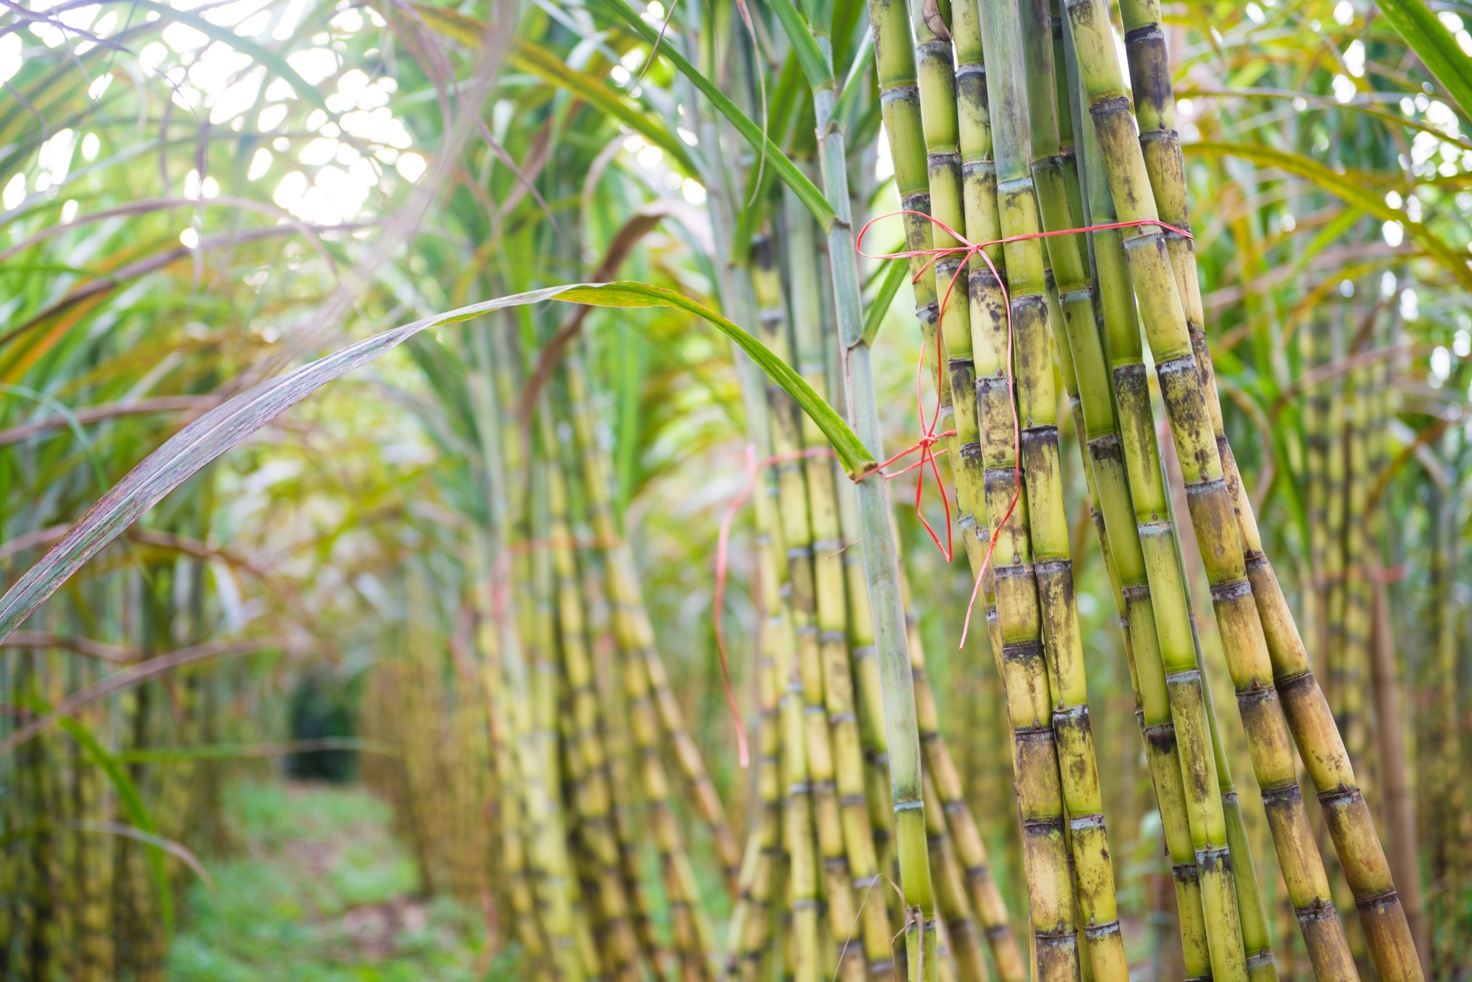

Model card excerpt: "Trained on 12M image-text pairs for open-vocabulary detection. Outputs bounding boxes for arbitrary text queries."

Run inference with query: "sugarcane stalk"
[479,329,581,982]
[966,0,1130,975]
[1107,0,1423,973]
[786,186,904,982]
[1031,3,1266,976]
[726,515,784,980]
[753,224,867,982]
[920,771,990,982]
[1060,35,1279,975]
[807,6,936,977]
[543,408,644,982]
[930,2,1083,976]
[1059,1,1367,973]
[565,355,715,981]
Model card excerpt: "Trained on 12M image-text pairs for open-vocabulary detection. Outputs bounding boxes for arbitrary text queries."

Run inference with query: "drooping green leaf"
[510,41,699,174]
[0,282,872,643]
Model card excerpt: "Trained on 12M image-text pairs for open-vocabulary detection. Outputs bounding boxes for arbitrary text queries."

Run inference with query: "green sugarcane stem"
[783,568,823,982]
[816,13,936,979]
[753,223,867,982]
[1059,0,1369,974]
[903,591,1026,982]
[973,0,1128,977]
[1057,297,1217,981]
[877,8,1030,978]
[1037,5,1256,979]
[785,189,902,982]
[921,772,990,982]
[1111,2,1422,975]
[948,3,1083,978]
[477,333,568,975]
[543,411,644,981]
[1063,32,1277,976]
[566,358,716,979]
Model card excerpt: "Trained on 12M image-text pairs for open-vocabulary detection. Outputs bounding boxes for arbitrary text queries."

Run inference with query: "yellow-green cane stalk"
[725,466,786,982]
[972,0,1129,975]
[1111,0,1422,973]
[1062,41,1278,978]
[1059,2,1362,974]
[752,227,866,982]
[1025,3,1255,977]
[476,334,577,980]
[904,596,1024,982]
[565,358,715,980]
[921,772,990,982]
[946,4,1082,977]
[860,0,1030,974]
[543,412,644,981]
[907,0,982,542]
[577,526,665,972]
[789,3,937,975]
[1055,315,1216,982]
[786,188,903,982]
[529,458,598,982]
[899,52,1044,978]
[559,351,740,895]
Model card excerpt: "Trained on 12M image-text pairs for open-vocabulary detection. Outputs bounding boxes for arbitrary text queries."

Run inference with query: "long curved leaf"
[407,4,699,173]
[589,0,839,231]
[1374,0,1472,117]
[129,1,332,114]
[1189,140,1472,290]
[0,282,871,643]
[509,42,699,174]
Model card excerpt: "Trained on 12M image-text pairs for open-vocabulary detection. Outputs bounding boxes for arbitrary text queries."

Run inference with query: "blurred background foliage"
[0,0,1469,976]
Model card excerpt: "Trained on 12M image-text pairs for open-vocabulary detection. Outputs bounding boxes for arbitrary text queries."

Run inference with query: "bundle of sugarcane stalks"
[808,0,1428,976]
[0,551,258,981]
[716,204,1025,982]
[359,317,746,981]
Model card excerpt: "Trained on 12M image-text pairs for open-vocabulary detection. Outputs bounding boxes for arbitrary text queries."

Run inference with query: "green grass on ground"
[166,781,516,982]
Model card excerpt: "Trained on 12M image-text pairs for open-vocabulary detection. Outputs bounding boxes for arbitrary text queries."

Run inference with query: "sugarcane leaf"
[836,27,875,123]
[509,41,699,174]
[411,2,699,175]
[554,283,875,473]
[862,256,909,347]
[589,0,838,231]
[766,0,834,89]
[1188,140,1472,290]
[75,821,215,894]
[1372,0,1472,117]
[0,283,871,643]
[128,1,331,114]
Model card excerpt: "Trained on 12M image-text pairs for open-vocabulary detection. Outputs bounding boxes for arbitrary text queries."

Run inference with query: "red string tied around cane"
[854,210,1193,648]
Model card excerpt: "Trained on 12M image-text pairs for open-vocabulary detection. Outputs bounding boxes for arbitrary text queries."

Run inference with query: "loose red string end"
[714,444,759,769]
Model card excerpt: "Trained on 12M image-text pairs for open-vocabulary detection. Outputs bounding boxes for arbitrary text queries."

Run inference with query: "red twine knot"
[854,209,1192,648]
